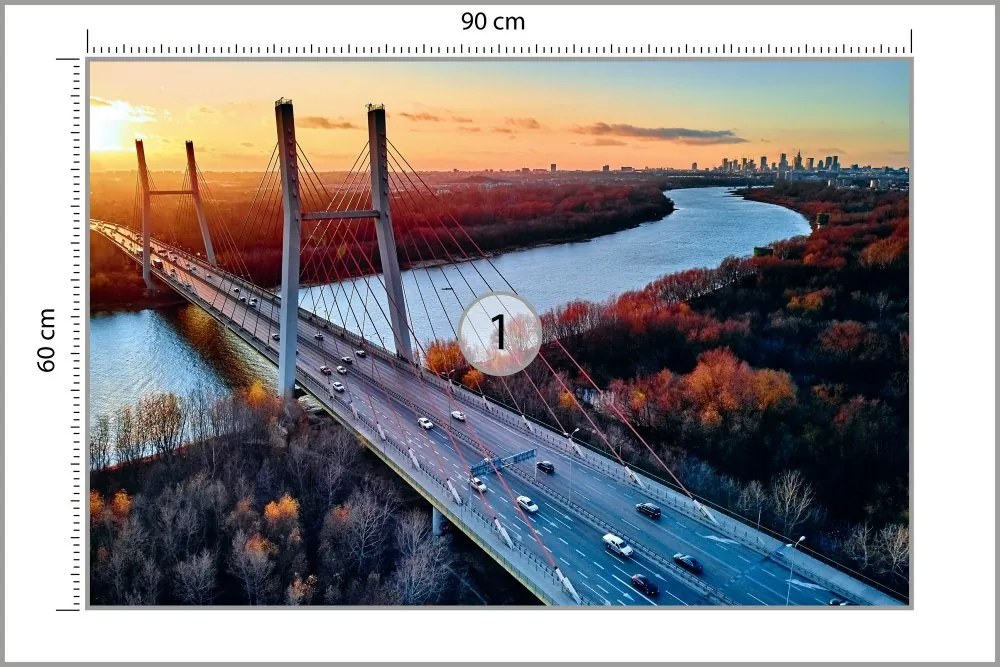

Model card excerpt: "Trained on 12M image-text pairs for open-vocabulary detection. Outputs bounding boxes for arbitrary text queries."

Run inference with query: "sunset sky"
[90,60,910,172]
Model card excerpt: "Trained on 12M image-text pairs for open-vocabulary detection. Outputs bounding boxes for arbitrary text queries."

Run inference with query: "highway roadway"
[94,222,848,606]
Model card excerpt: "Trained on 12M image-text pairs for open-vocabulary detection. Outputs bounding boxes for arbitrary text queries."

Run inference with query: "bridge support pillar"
[274,99,302,399]
[432,506,445,537]
[135,140,155,290]
[367,106,414,364]
[185,141,217,267]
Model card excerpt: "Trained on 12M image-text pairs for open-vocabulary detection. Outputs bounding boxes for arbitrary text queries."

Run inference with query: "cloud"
[452,116,474,123]
[298,116,359,130]
[505,117,541,130]
[814,147,847,154]
[89,97,113,107]
[399,111,443,122]
[584,138,628,147]
[240,142,254,148]
[458,127,482,133]
[491,127,515,134]
[573,122,747,145]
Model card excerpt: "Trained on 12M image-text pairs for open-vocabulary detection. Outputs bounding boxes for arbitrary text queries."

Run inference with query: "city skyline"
[90,60,910,172]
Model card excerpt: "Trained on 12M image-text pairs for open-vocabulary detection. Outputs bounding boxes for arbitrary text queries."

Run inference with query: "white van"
[602,533,634,558]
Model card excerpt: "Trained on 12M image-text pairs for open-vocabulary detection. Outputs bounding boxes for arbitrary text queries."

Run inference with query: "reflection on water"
[90,187,807,426]
[89,305,276,424]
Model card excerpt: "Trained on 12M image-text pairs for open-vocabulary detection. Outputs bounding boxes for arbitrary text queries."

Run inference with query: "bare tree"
[874,523,910,583]
[392,540,453,605]
[154,484,202,565]
[395,509,431,559]
[737,479,770,529]
[345,480,399,571]
[91,413,112,471]
[391,511,454,605]
[173,550,217,605]
[840,522,874,571]
[769,470,817,537]
[113,404,139,466]
[227,530,276,605]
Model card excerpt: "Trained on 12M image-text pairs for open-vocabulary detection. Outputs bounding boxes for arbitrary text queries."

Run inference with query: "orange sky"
[90,60,910,172]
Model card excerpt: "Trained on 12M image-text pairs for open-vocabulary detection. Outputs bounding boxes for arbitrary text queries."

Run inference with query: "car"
[319,365,332,375]
[248,297,257,306]
[340,356,353,364]
[516,496,539,513]
[672,553,703,574]
[232,287,240,293]
[827,598,858,606]
[602,533,634,558]
[331,381,345,393]
[336,365,348,375]
[630,574,659,596]
[240,296,247,302]
[469,477,487,493]
[450,410,466,421]
[417,417,434,430]
[271,333,280,341]
[536,460,555,474]
[190,266,197,273]
[355,349,366,358]
[635,502,661,520]
[314,333,324,340]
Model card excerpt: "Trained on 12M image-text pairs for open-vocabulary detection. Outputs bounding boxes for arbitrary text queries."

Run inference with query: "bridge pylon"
[134,139,219,291]
[272,100,415,399]
[274,99,303,399]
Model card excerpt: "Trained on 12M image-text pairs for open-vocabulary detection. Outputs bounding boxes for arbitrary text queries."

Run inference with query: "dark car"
[672,553,703,574]
[355,349,367,358]
[630,574,658,596]
[536,461,555,474]
[635,502,661,520]
[828,598,858,606]
[340,356,353,364]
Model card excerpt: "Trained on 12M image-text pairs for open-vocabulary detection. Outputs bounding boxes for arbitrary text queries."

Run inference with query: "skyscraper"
[807,157,815,171]
[793,151,803,171]
[761,156,768,171]
[832,155,841,172]
[778,153,789,172]
[550,163,557,172]
[691,162,698,171]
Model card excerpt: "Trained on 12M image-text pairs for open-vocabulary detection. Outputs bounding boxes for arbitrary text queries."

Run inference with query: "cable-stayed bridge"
[89,98,902,607]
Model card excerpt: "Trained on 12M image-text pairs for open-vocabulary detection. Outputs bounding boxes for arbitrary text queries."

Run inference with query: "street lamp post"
[785,536,806,606]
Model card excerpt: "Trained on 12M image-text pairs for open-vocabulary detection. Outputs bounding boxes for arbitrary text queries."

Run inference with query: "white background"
[4,4,995,663]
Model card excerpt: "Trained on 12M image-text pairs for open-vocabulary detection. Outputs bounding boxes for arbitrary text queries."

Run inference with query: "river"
[89,187,808,422]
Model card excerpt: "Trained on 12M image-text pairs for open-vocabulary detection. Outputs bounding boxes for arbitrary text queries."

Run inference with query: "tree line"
[89,385,531,605]
[90,174,674,306]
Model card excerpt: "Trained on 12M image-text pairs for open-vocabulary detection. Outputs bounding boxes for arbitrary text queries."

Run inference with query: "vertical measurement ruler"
[54,55,84,611]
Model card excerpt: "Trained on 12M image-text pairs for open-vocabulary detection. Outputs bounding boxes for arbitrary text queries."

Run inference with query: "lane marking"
[558,537,569,545]
[747,593,768,605]
[575,549,587,557]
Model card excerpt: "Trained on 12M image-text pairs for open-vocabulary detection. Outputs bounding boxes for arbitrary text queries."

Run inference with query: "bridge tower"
[134,139,219,290]
[274,99,303,399]
[366,104,414,364]
[272,99,414,397]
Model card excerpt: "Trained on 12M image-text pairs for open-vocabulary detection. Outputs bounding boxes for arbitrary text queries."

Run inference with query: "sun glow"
[89,97,157,152]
